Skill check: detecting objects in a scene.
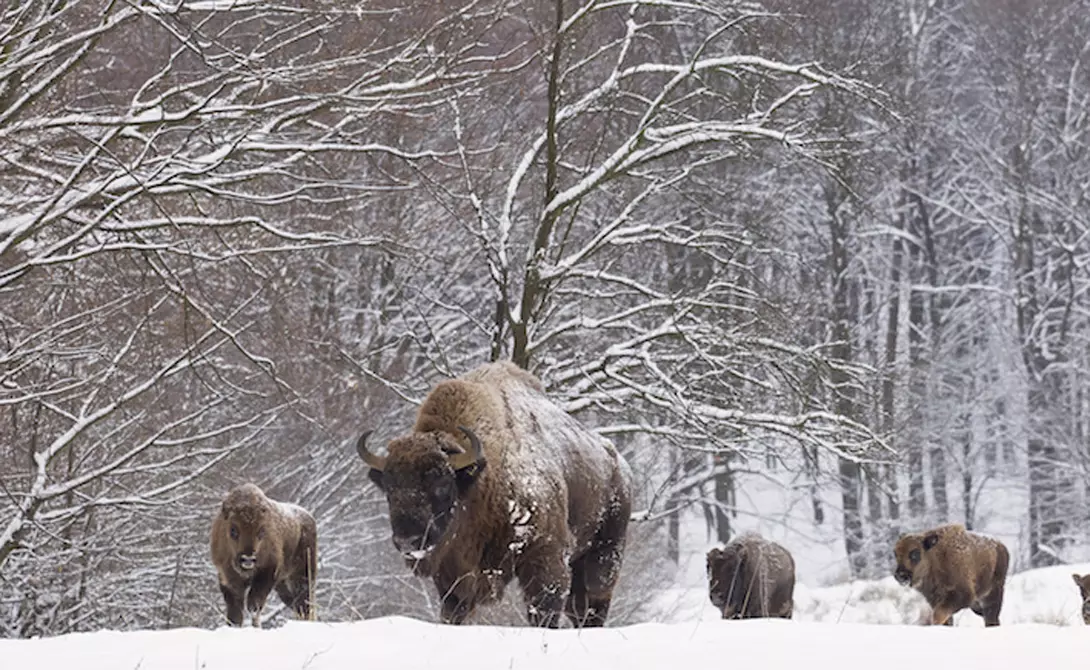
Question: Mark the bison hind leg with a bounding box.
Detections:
[565,523,627,628]
[275,579,314,621]
[565,552,617,628]
[977,589,1004,627]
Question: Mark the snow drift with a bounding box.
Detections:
[3,616,1087,670]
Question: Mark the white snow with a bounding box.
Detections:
[273,500,313,522]
[3,615,1086,670]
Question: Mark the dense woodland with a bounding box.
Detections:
[2,0,1090,637]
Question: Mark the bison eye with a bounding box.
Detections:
[432,478,454,500]
[909,548,920,564]
[256,528,265,540]
[229,525,239,540]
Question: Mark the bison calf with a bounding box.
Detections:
[1073,574,1090,625]
[893,523,1008,626]
[706,532,795,619]
[210,483,318,627]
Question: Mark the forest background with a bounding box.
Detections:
[3,0,1090,636]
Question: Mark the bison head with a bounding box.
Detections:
[893,531,938,587]
[219,492,271,576]
[357,426,486,566]
[706,545,743,617]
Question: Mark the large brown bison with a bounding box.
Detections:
[706,532,796,619]
[356,361,632,628]
[210,483,318,627]
[893,523,1008,626]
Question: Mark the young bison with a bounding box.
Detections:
[706,532,796,619]
[1072,573,1090,625]
[210,483,318,627]
[893,523,1008,626]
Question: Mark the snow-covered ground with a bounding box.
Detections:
[8,453,1088,668]
[650,561,1090,626]
[3,615,1086,670]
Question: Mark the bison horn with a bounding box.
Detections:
[356,430,386,471]
[450,425,483,470]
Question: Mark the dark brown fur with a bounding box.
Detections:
[893,523,1008,626]
[1072,573,1090,625]
[706,533,795,619]
[358,361,632,628]
[210,483,318,627]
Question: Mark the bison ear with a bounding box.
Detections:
[922,532,939,551]
[367,467,386,492]
[454,459,486,495]
[220,502,229,520]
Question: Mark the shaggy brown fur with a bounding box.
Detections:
[893,523,1008,626]
[356,361,632,628]
[210,483,318,627]
[1073,573,1090,625]
[706,533,795,619]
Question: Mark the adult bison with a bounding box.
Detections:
[356,361,632,628]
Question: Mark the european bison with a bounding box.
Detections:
[893,523,1008,626]
[706,532,796,619]
[356,361,632,628]
[1071,573,1090,625]
[210,483,318,627]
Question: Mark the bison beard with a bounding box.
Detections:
[893,524,1008,627]
[356,361,633,628]
[210,483,318,627]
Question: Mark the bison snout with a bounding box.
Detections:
[237,553,257,571]
[894,568,912,586]
[393,533,432,556]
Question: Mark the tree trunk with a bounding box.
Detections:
[929,446,949,522]
[882,196,905,537]
[961,412,973,530]
[906,282,927,519]
[713,453,735,544]
[826,184,866,577]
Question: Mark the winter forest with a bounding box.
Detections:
[3,0,1090,638]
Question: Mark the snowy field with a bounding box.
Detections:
[3,615,1087,670]
[7,460,1087,667]
[650,560,1090,626]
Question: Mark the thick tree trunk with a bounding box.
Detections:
[826,184,866,576]
[713,453,735,544]
[906,284,927,519]
[881,203,905,538]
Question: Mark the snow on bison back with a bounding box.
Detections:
[2,618,1087,670]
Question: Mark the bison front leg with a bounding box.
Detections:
[517,551,571,628]
[434,573,481,625]
[246,569,277,628]
[219,583,244,627]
